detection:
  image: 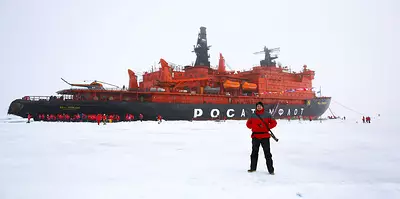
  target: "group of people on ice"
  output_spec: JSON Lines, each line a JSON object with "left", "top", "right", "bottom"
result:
{"left": 362, "top": 116, "right": 372, "bottom": 123}
{"left": 28, "top": 113, "right": 155, "bottom": 123}
{"left": 92, "top": 113, "right": 162, "bottom": 125}
{"left": 27, "top": 112, "right": 165, "bottom": 124}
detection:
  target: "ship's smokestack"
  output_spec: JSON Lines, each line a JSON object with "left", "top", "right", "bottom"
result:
{"left": 128, "top": 69, "right": 138, "bottom": 90}
{"left": 193, "top": 26, "right": 211, "bottom": 67}
{"left": 218, "top": 53, "right": 226, "bottom": 73}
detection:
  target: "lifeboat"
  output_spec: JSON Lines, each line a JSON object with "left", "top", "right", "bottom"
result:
{"left": 223, "top": 80, "right": 240, "bottom": 89}
{"left": 242, "top": 82, "right": 257, "bottom": 91}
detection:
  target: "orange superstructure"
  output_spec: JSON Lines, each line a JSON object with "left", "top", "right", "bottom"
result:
{"left": 132, "top": 52, "right": 316, "bottom": 105}
{"left": 54, "top": 27, "right": 324, "bottom": 107}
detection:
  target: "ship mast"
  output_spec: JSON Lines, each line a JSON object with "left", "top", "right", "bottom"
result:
{"left": 193, "top": 27, "right": 211, "bottom": 67}
{"left": 254, "top": 46, "right": 280, "bottom": 67}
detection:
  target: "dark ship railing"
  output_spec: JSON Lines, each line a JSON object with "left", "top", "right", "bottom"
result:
{"left": 21, "top": 95, "right": 74, "bottom": 101}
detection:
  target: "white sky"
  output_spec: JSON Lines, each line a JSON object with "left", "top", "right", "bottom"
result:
{"left": 0, "top": 0, "right": 398, "bottom": 118}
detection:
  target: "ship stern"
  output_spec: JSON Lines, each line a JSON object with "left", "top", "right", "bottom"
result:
{"left": 8, "top": 99, "right": 26, "bottom": 118}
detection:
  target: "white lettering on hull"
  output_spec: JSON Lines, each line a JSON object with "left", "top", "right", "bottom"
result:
{"left": 268, "top": 109, "right": 274, "bottom": 114}
{"left": 194, "top": 109, "right": 203, "bottom": 118}
{"left": 278, "top": 109, "right": 284, "bottom": 116}
{"left": 210, "top": 109, "right": 220, "bottom": 118}
{"left": 192, "top": 107, "right": 306, "bottom": 118}
{"left": 241, "top": 109, "right": 246, "bottom": 117}
{"left": 227, "top": 109, "right": 235, "bottom": 117}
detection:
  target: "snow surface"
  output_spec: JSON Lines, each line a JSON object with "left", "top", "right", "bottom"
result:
{"left": 0, "top": 117, "right": 399, "bottom": 199}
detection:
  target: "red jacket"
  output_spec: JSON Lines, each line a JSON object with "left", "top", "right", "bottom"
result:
{"left": 246, "top": 109, "right": 277, "bottom": 139}
{"left": 96, "top": 114, "right": 102, "bottom": 121}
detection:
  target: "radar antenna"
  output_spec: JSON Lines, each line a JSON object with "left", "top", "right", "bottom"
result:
{"left": 253, "top": 46, "right": 280, "bottom": 67}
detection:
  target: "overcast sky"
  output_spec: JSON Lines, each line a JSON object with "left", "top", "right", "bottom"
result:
{"left": 0, "top": 0, "right": 398, "bottom": 119}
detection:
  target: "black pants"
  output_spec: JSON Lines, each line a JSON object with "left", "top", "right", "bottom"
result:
{"left": 250, "top": 137, "right": 274, "bottom": 173}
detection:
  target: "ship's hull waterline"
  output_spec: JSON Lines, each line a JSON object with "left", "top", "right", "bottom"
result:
{"left": 8, "top": 97, "right": 331, "bottom": 121}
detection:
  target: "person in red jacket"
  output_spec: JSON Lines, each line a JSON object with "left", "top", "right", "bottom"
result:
{"left": 27, "top": 113, "right": 32, "bottom": 123}
{"left": 139, "top": 113, "right": 143, "bottom": 122}
{"left": 96, "top": 114, "right": 102, "bottom": 125}
{"left": 157, "top": 114, "right": 162, "bottom": 124}
{"left": 246, "top": 101, "right": 277, "bottom": 174}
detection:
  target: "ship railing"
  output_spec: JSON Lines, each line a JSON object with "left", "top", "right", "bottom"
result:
{"left": 66, "top": 87, "right": 129, "bottom": 91}
{"left": 22, "top": 96, "right": 51, "bottom": 101}
{"left": 22, "top": 95, "right": 75, "bottom": 101}
{"left": 105, "top": 87, "right": 129, "bottom": 91}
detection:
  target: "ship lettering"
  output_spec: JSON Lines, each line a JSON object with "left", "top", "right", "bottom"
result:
{"left": 194, "top": 109, "right": 203, "bottom": 118}
{"left": 241, "top": 109, "right": 246, "bottom": 117}
{"left": 251, "top": 109, "right": 255, "bottom": 113}
{"left": 193, "top": 107, "right": 306, "bottom": 118}
{"left": 59, "top": 106, "right": 80, "bottom": 110}
{"left": 227, "top": 109, "right": 235, "bottom": 117}
{"left": 268, "top": 109, "right": 274, "bottom": 114}
{"left": 210, "top": 109, "right": 220, "bottom": 118}
{"left": 278, "top": 109, "right": 284, "bottom": 116}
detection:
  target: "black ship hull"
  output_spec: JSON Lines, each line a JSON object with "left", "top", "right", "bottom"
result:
{"left": 8, "top": 97, "right": 331, "bottom": 121}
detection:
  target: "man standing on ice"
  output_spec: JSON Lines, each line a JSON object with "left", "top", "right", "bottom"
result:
{"left": 27, "top": 113, "right": 32, "bottom": 123}
{"left": 96, "top": 114, "right": 102, "bottom": 125}
{"left": 139, "top": 113, "right": 143, "bottom": 122}
{"left": 157, "top": 114, "right": 162, "bottom": 124}
{"left": 246, "top": 101, "right": 277, "bottom": 174}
